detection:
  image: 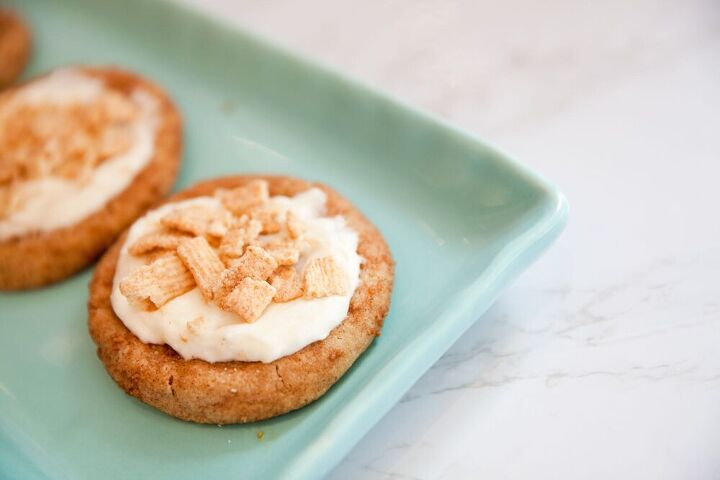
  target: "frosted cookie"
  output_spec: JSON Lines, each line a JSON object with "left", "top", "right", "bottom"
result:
{"left": 88, "top": 176, "right": 394, "bottom": 424}
{"left": 0, "top": 9, "right": 31, "bottom": 87}
{"left": 0, "top": 67, "right": 182, "bottom": 289}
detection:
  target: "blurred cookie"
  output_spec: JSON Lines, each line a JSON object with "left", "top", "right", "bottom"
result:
{"left": 0, "top": 9, "right": 31, "bottom": 87}
{"left": 0, "top": 66, "right": 182, "bottom": 289}
{"left": 89, "top": 176, "right": 394, "bottom": 424}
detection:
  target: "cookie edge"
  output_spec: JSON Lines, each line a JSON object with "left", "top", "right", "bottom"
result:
{"left": 0, "top": 8, "right": 32, "bottom": 88}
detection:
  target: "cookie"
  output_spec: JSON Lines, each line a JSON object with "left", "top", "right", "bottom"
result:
{"left": 88, "top": 176, "right": 394, "bottom": 424}
{"left": 0, "top": 66, "right": 182, "bottom": 289}
{"left": 0, "top": 8, "right": 31, "bottom": 87}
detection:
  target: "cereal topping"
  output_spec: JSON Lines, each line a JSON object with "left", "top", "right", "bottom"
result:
{"left": 176, "top": 237, "right": 225, "bottom": 300}
{"left": 218, "top": 277, "right": 276, "bottom": 322}
{"left": 218, "top": 216, "right": 262, "bottom": 262}
{"left": 266, "top": 245, "right": 300, "bottom": 266}
{"left": 160, "top": 205, "right": 232, "bottom": 239}
{"left": 0, "top": 88, "right": 139, "bottom": 219}
{"left": 128, "top": 231, "right": 190, "bottom": 256}
{"left": 119, "top": 181, "right": 352, "bottom": 323}
{"left": 217, "top": 179, "right": 268, "bottom": 215}
{"left": 119, "top": 253, "right": 195, "bottom": 308}
{"left": 250, "top": 205, "right": 283, "bottom": 234}
{"left": 269, "top": 266, "right": 303, "bottom": 303}
{"left": 285, "top": 211, "right": 303, "bottom": 239}
{"left": 227, "top": 245, "right": 278, "bottom": 281}
{"left": 303, "top": 256, "right": 348, "bottom": 299}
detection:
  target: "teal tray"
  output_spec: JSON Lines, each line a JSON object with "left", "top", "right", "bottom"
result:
{"left": 0, "top": 0, "right": 567, "bottom": 478}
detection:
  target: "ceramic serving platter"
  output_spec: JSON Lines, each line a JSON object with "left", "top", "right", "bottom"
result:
{"left": 0, "top": 0, "right": 567, "bottom": 478}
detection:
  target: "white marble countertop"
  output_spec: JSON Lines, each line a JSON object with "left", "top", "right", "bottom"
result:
{"left": 181, "top": 1, "right": 720, "bottom": 478}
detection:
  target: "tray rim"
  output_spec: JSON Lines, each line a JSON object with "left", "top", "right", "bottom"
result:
{"left": 3, "top": 0, "right": 569, "bottom": 478}
{"left": 149, "top": 2, "right": 570, "bottom": 475}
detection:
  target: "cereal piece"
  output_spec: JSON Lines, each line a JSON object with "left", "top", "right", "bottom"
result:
{"left": 128, "top": 231, "right": 190, "bottom": 255}
{"left": 218, "top": 228, "right": 246, "bottom": 261}
{"left": 229, "top": 245, "right": 278, "bottom": 281}
{"left": 207, "top": 214, "right": 231, "bottom": 238}
{"left": 218, "top": 217, "right": 262, "bottom": 262}
{"left": 176, "top": 237, "right": 225, "bottom": 300}
{"left": 160, "top": 206, "right": 209, "bottom": 236}
{"left": 52, "top": 144, "right": 94, "bottom": 182}
{"left": 213, "top": 268, "right": 241, "bottom": 302}
{"left": 101, "top": 91, "right": 138, "bottom": 122}
{"left": 185, "top": 316, "right": 205, "bottom": 337}
{"left": 250, "top": 205, "right": 283, "bottom": 234}
{"left": 160, "top": 205, "right": 232, "bottom": 238}
{"left": 217, "top": 179, "right": 269, "bottom": 215}
{"left": 303, "top": 256, "right": 348, "bottom": 298}
{"left": 0, "top": 163, "right": 18, "bottom": 184}
{"left": 119, "top": 253, "right": 195, "bottom": 308}
{"left": 219, "top": 278, "right": 276, "bottom": 322}
{"left": 213, "top": 246, "right": 278, "bottom": 300}
{"left": 142, "top": 250, "right": 170, "bottom": 265}
{"left": 285, "top": 211, "right": 303, "bottom": 239}
{"left": 98, "top": 125, "right": 133, "bottom": 160}
{"left": 0, "top": 184, "right": 18, "bottom": 219}
{"left": 266, "top": 245, "right": 300, "bottom": 266}
{"left": 0, "top": 187, "right": 10, "bottom": 218}
{"left": 269, "top": 266, "right": 303, "bottom": 303}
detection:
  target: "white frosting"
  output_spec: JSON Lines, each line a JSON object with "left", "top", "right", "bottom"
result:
{"left": 110, "top": 188, "right": 362, "bottom": 364}
{"left": 0, "top": 69, "right": 159, "bottom": 240}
